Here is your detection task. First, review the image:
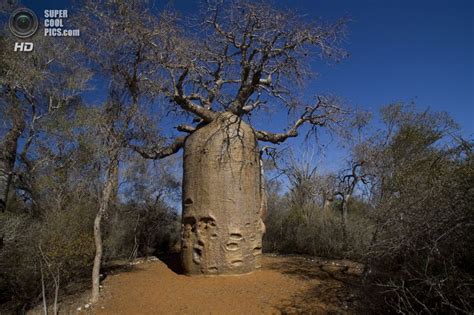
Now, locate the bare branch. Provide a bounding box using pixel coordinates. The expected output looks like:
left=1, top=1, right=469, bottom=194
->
left=130, top=136, right=186, bottom=160
left=173, top=69, right=218, bottom=122
left=176, top=124, right=197, bottom=134
left=168, top=0, right=348, bottom=117
left=256, top=96, right=344, bottom=143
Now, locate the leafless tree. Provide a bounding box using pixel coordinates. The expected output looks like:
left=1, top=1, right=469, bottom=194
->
left=0, top=27, right=89, bottom=213
left=333, top=161, right=368, bottom=248
left=132, top=0, right=348, bottom=154
left=123, top=0, right=350, bottom=275
left=75, top=0, right=178, bottom=302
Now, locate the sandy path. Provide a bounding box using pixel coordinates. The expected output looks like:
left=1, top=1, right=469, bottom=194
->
left=88, top=255, right=362, bottom=315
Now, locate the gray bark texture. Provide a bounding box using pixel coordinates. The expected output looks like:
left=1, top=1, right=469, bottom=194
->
left=181, top=112, right=265, bottom=275
left=0, top=104, right=24, bottom=212
left=91, top=156, right=118, bottom=303
left=0, top=158, right=12, bottom=212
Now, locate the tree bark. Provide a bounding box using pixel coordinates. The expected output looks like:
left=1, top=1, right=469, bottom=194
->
left=341, top=194, right=350, bottom=251
left=0, top=102, right=25, bottom=212
left=322, top=195, right=333, bottom=218
left=91, top=155, right=118, bottom=303
left=181, top=112, right=265, bottom=275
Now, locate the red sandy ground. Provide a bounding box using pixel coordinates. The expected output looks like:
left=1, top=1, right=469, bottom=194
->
left=78, top=255, right=364, bottom=315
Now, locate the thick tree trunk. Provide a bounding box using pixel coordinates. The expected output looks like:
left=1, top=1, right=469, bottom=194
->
left=0, top=104, right=25, bottom=212
left=91, top=157, right=118, bottom=303
left=181, top=112, right=265, bottom=275
left=0, top=158, right=13, bottom=212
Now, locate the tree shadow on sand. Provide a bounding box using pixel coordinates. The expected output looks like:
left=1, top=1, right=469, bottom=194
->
left=265, top=255, right=365, bottom=314
left=156, top=252, right=184, bottom=275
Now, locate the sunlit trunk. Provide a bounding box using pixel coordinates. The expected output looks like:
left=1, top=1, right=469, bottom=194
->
left=91, top=156, right=118, bottom=303
left=181, top=113, right=265, bottom=275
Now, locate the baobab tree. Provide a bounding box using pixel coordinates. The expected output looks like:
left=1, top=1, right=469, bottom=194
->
left=131, top=0, right=349, bottom=275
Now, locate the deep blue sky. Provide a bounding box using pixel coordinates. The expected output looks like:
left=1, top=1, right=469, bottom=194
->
left=21, top=0, right=473, bottom=131
left=16, top=0, right=474, bottom=171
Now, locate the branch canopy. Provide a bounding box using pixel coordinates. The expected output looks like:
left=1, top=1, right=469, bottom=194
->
left=151, top=0, right=348, bottom=135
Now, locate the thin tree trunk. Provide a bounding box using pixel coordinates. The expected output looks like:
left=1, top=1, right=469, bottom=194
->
left=129, top=213, right=140, bottom=261
left=40, top=261, right=48, bottom=315
left=91, top=156, right=118, bottom=303
left=53, top=268, right=59, bottom=315
left=341, top=194, right=350, bottom=251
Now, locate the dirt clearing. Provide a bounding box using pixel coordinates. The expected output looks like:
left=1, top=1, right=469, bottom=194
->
left=71, top=255, right=363, bottom=315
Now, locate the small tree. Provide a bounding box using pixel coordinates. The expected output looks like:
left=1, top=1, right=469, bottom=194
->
left=76, top=0, right=176, bottom=302
left=333, top=161, right=368, bottom=250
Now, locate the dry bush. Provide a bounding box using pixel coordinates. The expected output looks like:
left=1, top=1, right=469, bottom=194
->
left=0, top=181, right=180, bottom=313
left=356, top=105, right=474, bottom=314
left=263, top=183, right=372, bottom=259
left=104, top=201, right=180, bottom=260
left=39, top=207, right=96, bottom=280
left=0, top=201, right=96, bottom=313
left=264, top=105, right=473, bottom=313
left=0, top=210, right=41, bottom=313
left=362, top=148, right=473, bottom=314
